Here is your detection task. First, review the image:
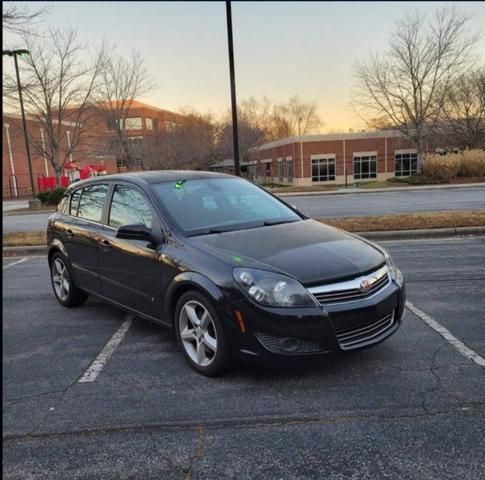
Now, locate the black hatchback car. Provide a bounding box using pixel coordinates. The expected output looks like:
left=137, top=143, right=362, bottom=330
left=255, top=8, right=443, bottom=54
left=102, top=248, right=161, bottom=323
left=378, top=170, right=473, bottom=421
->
left=47, top=171, right=405, bottom=376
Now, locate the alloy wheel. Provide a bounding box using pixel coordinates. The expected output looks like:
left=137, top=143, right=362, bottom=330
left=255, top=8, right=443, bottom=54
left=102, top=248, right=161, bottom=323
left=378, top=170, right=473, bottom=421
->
left=179, top=300, right=218, bottom=367
left=52, top=258, right=70, bottom=302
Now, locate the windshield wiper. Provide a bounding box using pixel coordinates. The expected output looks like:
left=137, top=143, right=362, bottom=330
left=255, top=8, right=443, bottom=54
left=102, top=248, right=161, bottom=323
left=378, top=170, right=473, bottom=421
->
left=263, top=219, right=299, bottom=227
left=188, top=229, right=225, bottom=237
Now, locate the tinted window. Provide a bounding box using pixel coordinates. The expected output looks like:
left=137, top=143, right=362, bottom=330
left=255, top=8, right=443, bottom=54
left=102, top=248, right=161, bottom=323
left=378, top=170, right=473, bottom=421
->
left=70, top=189, right=81, bottom=216
left=151, top=177, right=300, bottom=235
left=77, top=184, right=108, bottom=222
left=109, top=185, right=153, bottom=228
left=58, top=194, right=69, bottom=214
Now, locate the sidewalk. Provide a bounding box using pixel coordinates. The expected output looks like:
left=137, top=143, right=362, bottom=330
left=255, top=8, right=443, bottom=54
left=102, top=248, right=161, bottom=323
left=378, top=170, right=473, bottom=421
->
left=276, top=182, right=485, bottom=197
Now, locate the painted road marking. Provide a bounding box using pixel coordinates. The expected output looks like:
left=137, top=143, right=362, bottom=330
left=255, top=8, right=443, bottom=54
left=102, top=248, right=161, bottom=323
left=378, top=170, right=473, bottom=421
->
left=78, top=315, right=134, bottom=383
left=406, top=301, right=485, bottom=368
left=3, top=258, right=28, bottom=270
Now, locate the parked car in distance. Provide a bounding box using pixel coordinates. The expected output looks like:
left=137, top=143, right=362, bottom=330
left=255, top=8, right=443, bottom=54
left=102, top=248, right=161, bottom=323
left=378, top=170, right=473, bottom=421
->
left=47, top=171, right=405, bottom=376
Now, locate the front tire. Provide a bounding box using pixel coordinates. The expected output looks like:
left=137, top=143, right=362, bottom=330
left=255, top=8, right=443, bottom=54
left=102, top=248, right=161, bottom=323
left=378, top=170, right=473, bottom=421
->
left=174, top=290, right=232, bottom=376
left=50, top=252, right=88, bottom=307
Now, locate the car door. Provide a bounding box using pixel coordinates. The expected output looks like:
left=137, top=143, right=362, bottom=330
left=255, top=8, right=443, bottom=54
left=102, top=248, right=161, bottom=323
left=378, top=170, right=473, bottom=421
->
left=98, top=183, right=164, bottom=319
left=63, top=183, right=109, bottom=294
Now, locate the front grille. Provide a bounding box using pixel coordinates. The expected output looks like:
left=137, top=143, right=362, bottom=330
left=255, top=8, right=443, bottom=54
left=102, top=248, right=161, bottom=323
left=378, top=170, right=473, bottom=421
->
left=308, top=265, right=390, bottom=305
left=255, top=332, right=325, bottom=354
left=335, top=311, right=395, bottom=350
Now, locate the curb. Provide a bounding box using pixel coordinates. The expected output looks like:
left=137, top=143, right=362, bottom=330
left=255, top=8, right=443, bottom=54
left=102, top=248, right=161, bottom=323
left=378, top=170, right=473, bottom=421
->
left=276, top=182, right=485, bottom=197
left=356, top=226, right=485, bottom=241
left=3, top=210, right=55, bottom=217
left=3, top=245, right=48, bottom=257
left=3, top=226, right=484, bottom=256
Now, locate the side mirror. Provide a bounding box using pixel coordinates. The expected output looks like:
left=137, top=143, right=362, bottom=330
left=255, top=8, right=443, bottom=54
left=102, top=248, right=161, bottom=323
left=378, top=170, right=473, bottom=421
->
left=116, top=224, right=163, bottom=246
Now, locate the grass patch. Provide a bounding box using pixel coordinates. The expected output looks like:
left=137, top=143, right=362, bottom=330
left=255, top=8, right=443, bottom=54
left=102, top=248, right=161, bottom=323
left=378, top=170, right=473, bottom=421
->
left=320, top=210, right=485, bottom=232
left=3, top=231, right=47, bottom=247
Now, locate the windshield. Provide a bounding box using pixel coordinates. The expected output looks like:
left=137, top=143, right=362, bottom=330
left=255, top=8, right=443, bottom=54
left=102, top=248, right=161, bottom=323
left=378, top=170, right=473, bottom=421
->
left=150, top=177, right=302, bottom=236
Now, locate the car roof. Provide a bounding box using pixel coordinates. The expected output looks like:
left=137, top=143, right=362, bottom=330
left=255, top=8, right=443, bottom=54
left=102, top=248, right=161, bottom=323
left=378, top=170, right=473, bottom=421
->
left=65, top=170, right=235, bottom=191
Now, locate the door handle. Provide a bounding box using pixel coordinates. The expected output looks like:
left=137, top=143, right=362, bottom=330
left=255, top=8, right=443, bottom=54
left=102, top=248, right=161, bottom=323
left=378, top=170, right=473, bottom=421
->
left=101, top=239, right=112, bottom=251
left=66, top=229, right=74, bottom=239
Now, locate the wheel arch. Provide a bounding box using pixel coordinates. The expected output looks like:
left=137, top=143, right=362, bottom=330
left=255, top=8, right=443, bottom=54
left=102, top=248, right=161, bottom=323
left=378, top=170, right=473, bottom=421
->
left=47, top=239, right=69, bottom=266
left=164, top=272, right=226, bottom=327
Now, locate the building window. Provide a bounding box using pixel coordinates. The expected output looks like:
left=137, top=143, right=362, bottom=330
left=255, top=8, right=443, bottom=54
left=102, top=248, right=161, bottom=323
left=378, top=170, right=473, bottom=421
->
left=286, top=158, right=293, bottom=180
left=153, top=119, right=160, bottom=131
left=145, top=118, right=153, bottom=130
left=312, top=157, right=336, bottom=182
left=166, top=121, right=179, bottom=132
left=395, top=152, right=418, bottom=176
left=353, top=155, right=377, bottom=180
left=124, top=117, right=142, bottom=130
left=277, top=159, right=283, bottom=181
left=107, top=118, right=120, bottom=130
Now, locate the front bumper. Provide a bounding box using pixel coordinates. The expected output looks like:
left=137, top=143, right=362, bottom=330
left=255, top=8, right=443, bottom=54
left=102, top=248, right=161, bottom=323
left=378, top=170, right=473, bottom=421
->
left=224, top=281, right=406, bottom=361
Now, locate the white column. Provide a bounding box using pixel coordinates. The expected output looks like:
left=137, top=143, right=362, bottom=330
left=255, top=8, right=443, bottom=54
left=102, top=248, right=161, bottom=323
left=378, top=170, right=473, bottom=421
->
left=384, top=136, right=388, bottom=174
left=40, top=127, right=49, bottom=176
left=66, top=130, right=73, bottom=162
left=4, top=124, right=19, bottom=197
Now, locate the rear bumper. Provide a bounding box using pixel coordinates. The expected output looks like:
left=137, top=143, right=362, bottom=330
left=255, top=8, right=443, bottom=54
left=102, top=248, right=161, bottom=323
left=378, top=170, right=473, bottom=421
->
left=224, top=281, right=406, bottom=362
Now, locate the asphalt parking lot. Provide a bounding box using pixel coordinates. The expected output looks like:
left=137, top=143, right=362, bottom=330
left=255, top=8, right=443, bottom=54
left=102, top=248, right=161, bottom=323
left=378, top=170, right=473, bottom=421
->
left=3, top=236, right=485, bottom=479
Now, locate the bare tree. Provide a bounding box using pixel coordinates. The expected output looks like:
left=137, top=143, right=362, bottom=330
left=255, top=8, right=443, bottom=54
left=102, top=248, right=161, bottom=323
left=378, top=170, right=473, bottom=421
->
left=352, top=6, right=478, bottom=170
left=3, top=2, right=51, bottom=34
left=5, top=28, right=107, bottom=182
left=151, top=108, right=217, bottom=170
left=438, top=68, right=485, bottom=149
left=270, top=95, right=322, bottom=138
left=216, top=97, right=273, bottom=162
left=96, top=50, right=155, bottom=170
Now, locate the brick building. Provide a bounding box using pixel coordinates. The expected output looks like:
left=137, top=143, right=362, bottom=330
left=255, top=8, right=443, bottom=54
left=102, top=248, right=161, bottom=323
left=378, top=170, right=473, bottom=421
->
left=2, top=101, right=184, bottom=199
left=248, top=130, right=422, bottom=186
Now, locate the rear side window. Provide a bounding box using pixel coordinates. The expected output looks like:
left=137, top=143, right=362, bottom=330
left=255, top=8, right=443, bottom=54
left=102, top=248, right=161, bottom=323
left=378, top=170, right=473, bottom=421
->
left=77, top=184, right=109, bottom=223
left=108, top=185, right=153, bottom=228
left=70, top=189, right=81, bottom=216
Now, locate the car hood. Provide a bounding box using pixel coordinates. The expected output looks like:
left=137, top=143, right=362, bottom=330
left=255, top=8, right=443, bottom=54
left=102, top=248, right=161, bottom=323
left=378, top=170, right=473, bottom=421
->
left=190, top=219, right=385, bottom=285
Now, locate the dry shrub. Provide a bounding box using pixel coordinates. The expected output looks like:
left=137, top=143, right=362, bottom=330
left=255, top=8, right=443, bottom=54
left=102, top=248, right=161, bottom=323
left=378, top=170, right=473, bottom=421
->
left=458, top=149, right=485, bottom=177
left=422, top=153, right=460, bottom=181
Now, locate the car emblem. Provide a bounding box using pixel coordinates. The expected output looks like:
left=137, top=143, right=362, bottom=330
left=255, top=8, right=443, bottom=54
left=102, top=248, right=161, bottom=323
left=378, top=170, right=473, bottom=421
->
left=360, top=279, right=372, bottom=293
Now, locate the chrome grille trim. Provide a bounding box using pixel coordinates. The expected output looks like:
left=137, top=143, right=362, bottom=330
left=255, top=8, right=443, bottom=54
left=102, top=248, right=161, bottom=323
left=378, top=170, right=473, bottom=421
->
left=307, top=265, right=390, bottom=305
left=335, top=311, right=395, bottom=350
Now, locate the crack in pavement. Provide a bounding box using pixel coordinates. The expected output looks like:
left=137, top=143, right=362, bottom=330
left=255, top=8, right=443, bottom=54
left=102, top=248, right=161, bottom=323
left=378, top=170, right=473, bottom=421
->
left=4, top=406, right=485, bottom=443
left=183, top=426, right=205, bottom=480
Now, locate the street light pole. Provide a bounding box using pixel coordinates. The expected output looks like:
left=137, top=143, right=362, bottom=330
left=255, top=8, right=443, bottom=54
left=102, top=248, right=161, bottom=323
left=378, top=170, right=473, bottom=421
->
left=3, top=49, right=36, bottom=197
left=225, top=1, right=241, bottom=176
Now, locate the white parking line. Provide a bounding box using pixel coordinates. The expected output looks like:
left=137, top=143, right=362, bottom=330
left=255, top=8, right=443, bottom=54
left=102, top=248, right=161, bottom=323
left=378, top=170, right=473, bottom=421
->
left=3, top=258, right=28, bottom=270
left=78, top=315, right=134, bottom=383
left=406, top=301, right=485, bottom=368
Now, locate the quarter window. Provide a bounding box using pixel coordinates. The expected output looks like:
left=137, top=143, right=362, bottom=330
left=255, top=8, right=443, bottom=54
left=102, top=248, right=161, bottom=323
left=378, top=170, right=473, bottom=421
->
left=354, top=155, right=377, bottom=180
left=109, top=185, right=153, bottom=229
left=77, top=184, right=109, bottom=222
left=395, top=152, right=418, bottom=176
left=312, top=157, right=336, bottom=182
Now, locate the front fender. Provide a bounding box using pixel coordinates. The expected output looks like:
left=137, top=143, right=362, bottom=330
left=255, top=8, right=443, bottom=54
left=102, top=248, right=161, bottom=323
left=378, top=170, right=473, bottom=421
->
left=48, top=238, right=69, bottom=262
left=164, top=271, right=227, bottom=323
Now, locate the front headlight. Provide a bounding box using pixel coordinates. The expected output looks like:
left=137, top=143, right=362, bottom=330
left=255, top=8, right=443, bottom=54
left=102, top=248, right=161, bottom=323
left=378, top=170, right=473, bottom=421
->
left=382, top=249, right=404, bottom=287
left=233, top=268, right=317, bottom=307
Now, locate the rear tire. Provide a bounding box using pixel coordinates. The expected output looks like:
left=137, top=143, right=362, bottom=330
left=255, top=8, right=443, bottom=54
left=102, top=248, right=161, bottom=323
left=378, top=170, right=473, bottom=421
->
left=174, top=290, right=232, bottom=377
left=50, top=252, right=88, bottom=307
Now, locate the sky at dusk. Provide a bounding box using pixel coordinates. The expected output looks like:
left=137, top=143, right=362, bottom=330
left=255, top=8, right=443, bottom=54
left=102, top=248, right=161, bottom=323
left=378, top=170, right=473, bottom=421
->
left=5, top=1, right=485, bottom=132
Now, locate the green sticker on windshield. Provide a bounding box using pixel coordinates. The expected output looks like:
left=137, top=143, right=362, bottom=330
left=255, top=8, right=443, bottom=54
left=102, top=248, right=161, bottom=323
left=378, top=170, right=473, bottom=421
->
left=174, top=180, right=186, bottom=190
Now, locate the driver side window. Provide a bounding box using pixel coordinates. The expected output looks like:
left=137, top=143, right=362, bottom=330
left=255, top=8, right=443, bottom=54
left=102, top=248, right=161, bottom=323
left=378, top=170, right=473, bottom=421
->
left=108, top=185, right=153, bottom=229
